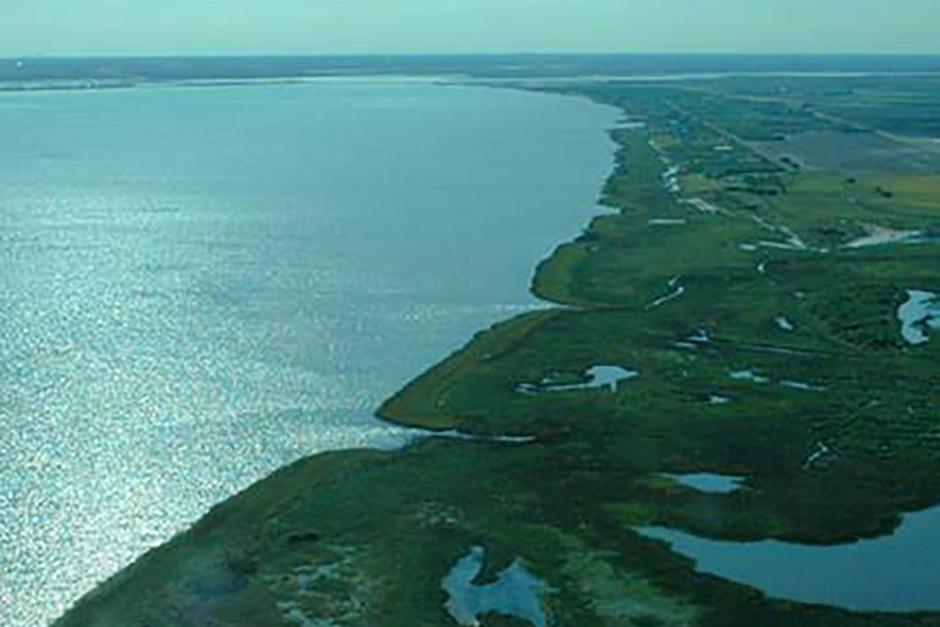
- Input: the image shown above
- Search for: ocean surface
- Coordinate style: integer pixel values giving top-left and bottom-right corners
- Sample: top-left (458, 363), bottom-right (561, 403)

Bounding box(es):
top-left (0, 81), bottom-right (618, 626)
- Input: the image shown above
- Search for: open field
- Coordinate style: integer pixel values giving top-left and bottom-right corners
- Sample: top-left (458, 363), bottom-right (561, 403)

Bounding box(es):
top-left (753, 130), bottom-right (940, 173)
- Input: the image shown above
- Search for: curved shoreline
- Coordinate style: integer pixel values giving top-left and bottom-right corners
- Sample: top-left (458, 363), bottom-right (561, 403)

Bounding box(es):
top-left (54, 75), bottom-right (940, 626)
top-left (0, 79), bottom-right (621, 627)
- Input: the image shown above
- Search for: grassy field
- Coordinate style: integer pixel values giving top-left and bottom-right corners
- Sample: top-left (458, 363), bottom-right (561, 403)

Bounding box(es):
top-left (55, 76), bottom-right (940, 627)
top-left (752, 130), bottom-right (940, 173)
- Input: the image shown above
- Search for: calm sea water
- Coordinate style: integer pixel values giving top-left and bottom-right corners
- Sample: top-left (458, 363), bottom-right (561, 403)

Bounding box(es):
top-left (0, 81), bottom-right (618, 626)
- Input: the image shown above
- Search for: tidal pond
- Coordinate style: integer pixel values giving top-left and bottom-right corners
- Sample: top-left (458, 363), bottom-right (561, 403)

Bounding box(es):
top-left (443, 546), bottom-right (548, 627)
top-left (898, 290), bottom-right (940, 345)
top-left (641, 504), bottom-right (940, 611)
top-left (663, 473), bottom-right (744, 494)
top-left (517, 366), bottom-right (639, 394)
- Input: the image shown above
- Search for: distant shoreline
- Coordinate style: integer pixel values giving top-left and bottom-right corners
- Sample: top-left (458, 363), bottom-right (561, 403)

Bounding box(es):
top-left (7, 68), bottom-right (940, 98)
top-left (4, 53), bottom-right (940, 90)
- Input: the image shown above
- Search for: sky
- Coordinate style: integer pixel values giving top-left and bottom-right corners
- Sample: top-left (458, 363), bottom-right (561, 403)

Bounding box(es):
top-left (2, 0), bottom-right (939, 57)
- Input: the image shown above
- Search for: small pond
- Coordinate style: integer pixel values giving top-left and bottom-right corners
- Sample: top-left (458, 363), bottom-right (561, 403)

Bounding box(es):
top-left (898, 290), bottom-right (940, 345)
top-left (442, 546), bottom-right (547, 627)
top-left (663, 473), bottom-right (744, 494)
top-left (517, 366), bottom-right (638, 394)
top-left (640, 505), bottom-right (940, 611)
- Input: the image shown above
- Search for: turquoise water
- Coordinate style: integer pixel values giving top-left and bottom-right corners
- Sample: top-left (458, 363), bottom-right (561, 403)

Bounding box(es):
top-left (0, 81), bottom-right (618, 626)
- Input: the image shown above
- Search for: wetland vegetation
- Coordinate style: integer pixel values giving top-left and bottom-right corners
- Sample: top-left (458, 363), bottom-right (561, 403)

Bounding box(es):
top-left (56, 73), bottom-right (940, 626)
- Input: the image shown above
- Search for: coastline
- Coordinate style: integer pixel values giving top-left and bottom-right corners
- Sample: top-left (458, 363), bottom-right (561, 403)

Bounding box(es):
top-left (53, 73), bottom-right (940, 626)
top-left (49, 82), bottom-right (619, 627)
top-left (0, 78), bottom-right (621, 627)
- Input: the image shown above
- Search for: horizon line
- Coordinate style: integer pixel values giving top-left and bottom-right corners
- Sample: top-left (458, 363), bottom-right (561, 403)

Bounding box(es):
top-left (4, 51), bottom-right (940, 61)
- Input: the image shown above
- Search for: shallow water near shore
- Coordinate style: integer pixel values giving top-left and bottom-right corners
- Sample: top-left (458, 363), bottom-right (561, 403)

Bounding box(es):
top-left (0, 81), bottom-right (618, 626)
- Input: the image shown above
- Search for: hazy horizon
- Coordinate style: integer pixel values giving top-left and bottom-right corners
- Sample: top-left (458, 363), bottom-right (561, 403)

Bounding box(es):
top-left (3, 0), bottom-right (940, 57)
top-left (5, 52), bottom-right (940, 59)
